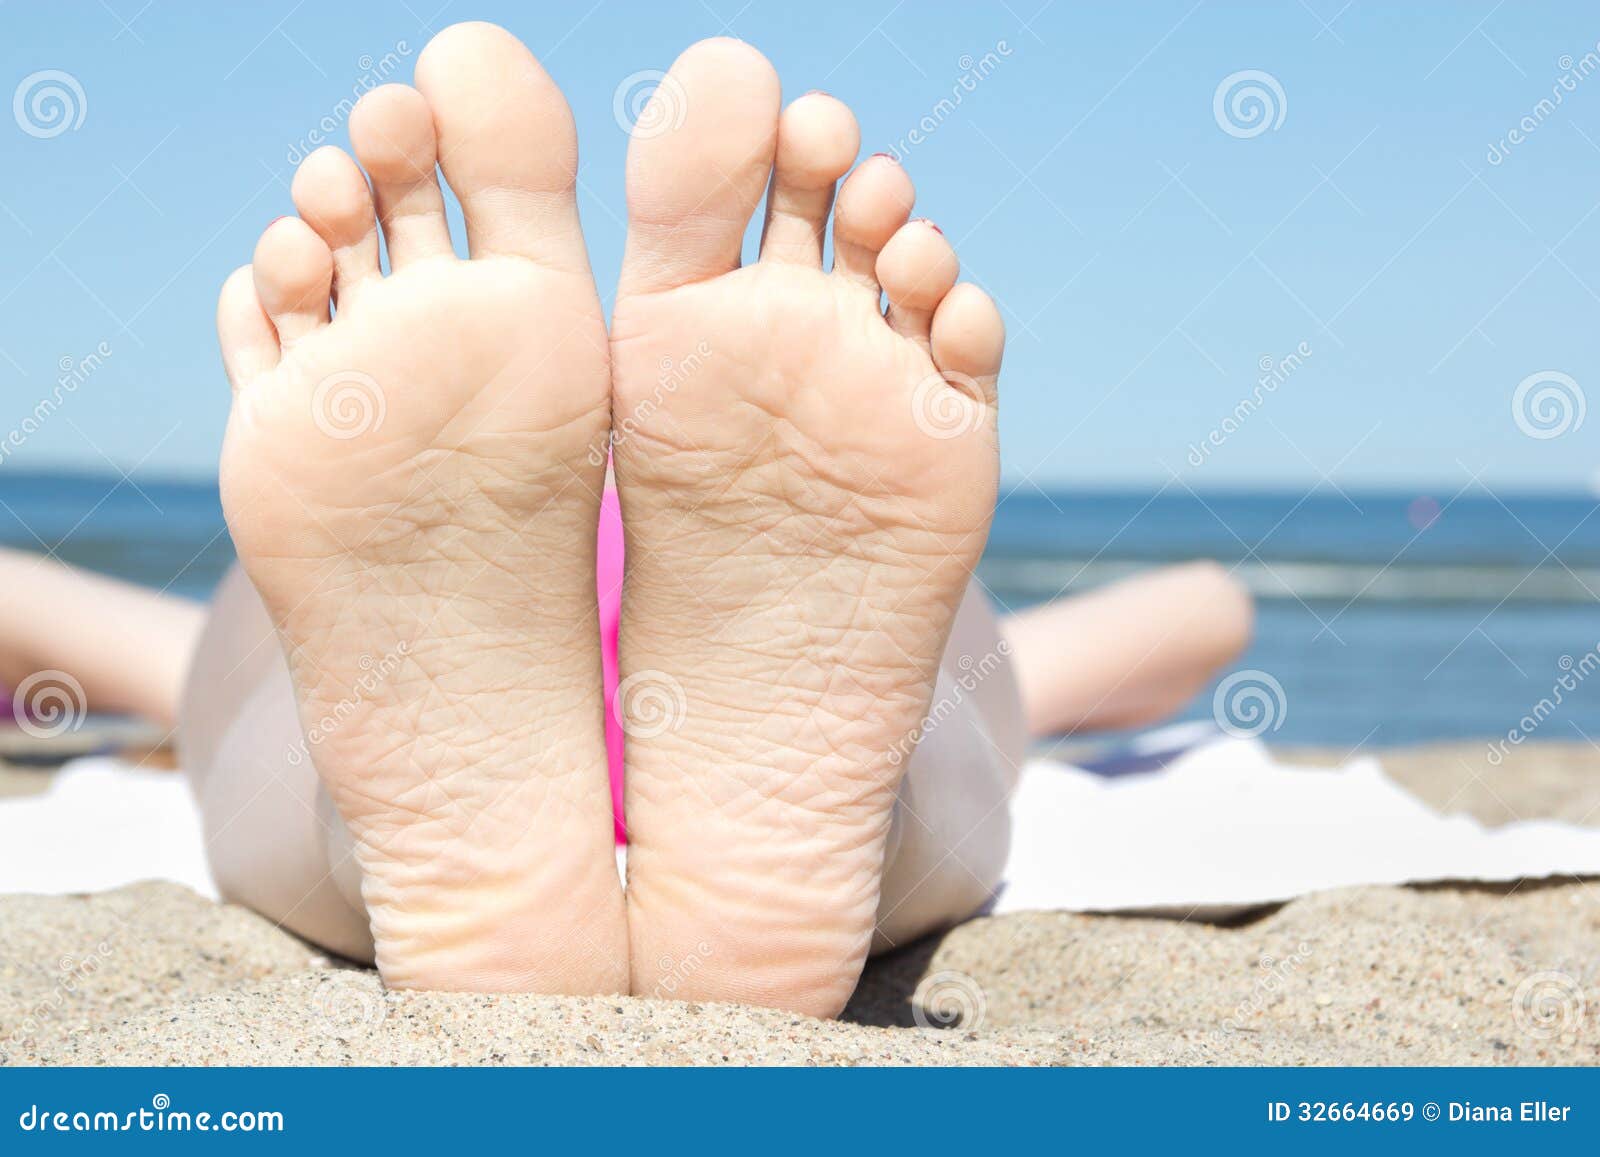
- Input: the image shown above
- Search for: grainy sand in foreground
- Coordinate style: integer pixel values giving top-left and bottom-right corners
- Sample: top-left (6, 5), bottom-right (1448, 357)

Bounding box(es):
top-left (1, 742), bottom-right (1596, 1065)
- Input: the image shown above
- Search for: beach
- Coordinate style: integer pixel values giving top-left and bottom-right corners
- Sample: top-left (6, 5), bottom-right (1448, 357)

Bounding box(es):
top-left (3, 740), bottom-right (1595, 1067)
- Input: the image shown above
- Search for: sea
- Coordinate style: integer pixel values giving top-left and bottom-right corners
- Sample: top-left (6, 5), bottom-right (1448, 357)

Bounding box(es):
top-left (4, 470), bottom-right (1598, 750)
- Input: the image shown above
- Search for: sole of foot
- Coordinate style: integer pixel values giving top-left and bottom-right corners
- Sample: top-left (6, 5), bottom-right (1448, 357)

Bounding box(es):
top-left (216, 22), bottom-right (627, 993)
top-left (611, 40), bottom-right (1003, 1017)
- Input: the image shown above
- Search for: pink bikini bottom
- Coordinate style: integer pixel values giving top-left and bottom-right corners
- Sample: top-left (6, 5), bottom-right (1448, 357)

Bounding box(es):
top-left (597, 490), bottom-right (627, 840)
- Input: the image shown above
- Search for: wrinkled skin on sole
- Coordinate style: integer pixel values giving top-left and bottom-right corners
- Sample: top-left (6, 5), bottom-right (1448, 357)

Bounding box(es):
top-left (613, 39), bottom-right (1004, 1017)
top-left (217, 23), bottom-right (628, 994)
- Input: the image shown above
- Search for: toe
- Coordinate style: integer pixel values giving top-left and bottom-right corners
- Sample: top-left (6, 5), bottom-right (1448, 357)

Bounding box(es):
top-left (758, 92), bottom-right (858, 267)
top-left (831, 154), bottom-right (915, 296)
top-left (290, 146), bottom-right (381, 303)
top-left (348, 84), bottom-right (454, 269)
top-left (619, 37), bottom-right (781, 296)
top-left (251, 216), bottom-right (333, 346)
top-left (877, 219), bottom-right (958, 347)
top-left (413, 22), bottom-right (587, 269)
top-left (930, 283), bottom-right (1005, 403)
top-left (216, 265), bottom-right (279, 386)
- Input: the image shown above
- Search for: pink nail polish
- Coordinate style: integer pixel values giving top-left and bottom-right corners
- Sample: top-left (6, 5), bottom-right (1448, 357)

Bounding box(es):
top-left (918, 217), bottom-right (943, 235)
top-left (805, 88), bottom-right (831, 97)
top-left (871, 152), bottom-right (898, 162)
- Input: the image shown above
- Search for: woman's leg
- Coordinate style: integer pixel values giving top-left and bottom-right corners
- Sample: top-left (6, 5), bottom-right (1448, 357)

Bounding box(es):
top-left (0, 547), bottom-right (206, 729)
top-left (185, 565), bottom-right (1026, 965)
top-left (872, 584), bottom-right (1027, 951)
top-left (1000, 560), bottom-right (1254, 738)
top-left (179, 565), bottom-right (374, 963)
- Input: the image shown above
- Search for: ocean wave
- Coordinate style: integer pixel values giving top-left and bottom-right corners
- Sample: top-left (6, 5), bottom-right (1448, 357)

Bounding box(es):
top-left (977, 558), bottom-right (1600, 604)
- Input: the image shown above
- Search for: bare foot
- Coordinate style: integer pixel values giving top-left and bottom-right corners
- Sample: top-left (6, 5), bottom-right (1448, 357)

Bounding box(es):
top-left (611, 41), bottom-right (1003, 1017)
top-left (215, 23), bottom-right (626, 993)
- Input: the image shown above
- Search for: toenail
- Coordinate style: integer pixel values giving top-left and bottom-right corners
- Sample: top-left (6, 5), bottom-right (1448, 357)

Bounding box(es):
top-left (916, 217), bottom-right (943, 235)
top-left (805, 89), bottom-right (831, 97)
top-left (871, 152), bottom-right (900, 163)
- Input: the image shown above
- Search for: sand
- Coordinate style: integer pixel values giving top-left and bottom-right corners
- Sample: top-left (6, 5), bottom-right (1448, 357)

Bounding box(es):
top-left (2, 741), bottom-right (1597, 1066)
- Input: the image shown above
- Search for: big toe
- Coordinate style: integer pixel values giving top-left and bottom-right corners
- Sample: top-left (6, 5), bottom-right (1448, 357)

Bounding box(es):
top-left (414, 21), bottom-right (588, 269)
top-left (618, 38), bottom-right (780, 296)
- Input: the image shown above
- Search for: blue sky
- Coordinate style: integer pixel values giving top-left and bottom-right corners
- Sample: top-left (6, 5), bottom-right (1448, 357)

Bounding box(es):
top-left (2, 1), bottom-right (1599, 491)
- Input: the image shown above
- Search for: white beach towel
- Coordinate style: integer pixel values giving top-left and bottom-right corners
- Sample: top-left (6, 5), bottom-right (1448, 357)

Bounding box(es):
top-left (995, 736), bottom-right (1600, 914)
top-left (0, 761), bottom-right (215, 898)
top-left (2, 737), bottom-right (1599, 913)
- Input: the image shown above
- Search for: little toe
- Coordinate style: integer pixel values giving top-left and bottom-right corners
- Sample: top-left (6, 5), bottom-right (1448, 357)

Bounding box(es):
top-left (216, 265), bottom-right (279, 386)
top-left (348, 84), bottom-right (454, 268)
top-left (758, 92), bottom-right (858, 267)
top-left (619, 37), bottom-right (781, 296)
top-left (930, 282), bottom-right (1005, 402)
top-left (413, 22), bottom-right (588, 269)
top-left (877, 218), bottom-right (958, 347)
top-left (251, 216), bottom-right (334, 346)
top-left (290, 146), bottom-right (381, 304)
